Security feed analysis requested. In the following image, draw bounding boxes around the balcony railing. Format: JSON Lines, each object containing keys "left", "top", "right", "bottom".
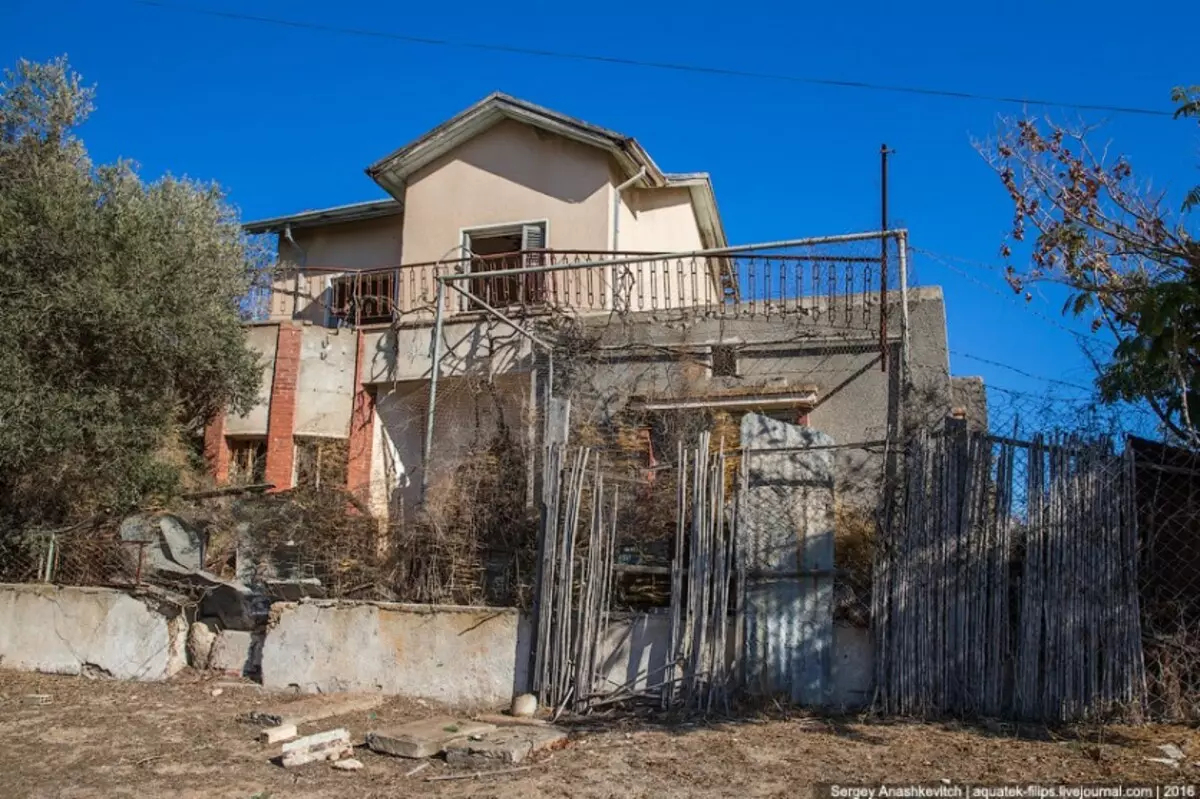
{"left": 266, "top": 235, "right": 900, "bottom": 329}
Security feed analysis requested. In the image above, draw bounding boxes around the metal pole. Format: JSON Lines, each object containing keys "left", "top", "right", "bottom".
{"left": 880, "top": 144, "right": 893, "bottom": 372}
{"left": 421, "top": 280, "right": 446, "bottom": 503}
{"left": 898, "top": 230, "right": 912, "bottom": 377}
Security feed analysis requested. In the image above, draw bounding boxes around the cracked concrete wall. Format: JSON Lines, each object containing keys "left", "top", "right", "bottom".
{"left": 261, "top": 600, "right": 532, "bottom": 705}
{"left": 0, "top": 584, "right": 187, "bottom": 680}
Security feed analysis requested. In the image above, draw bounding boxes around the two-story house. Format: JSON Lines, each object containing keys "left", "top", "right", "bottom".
{"left": 206, "top": 93, "right": 969, "bottom": 521}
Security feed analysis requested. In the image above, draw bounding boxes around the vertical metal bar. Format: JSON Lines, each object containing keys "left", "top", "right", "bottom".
{"left": 898, "top": 231, "right": 911, "bottom": 377}
{"left": 880, "top": 144, "right": 892, "bottom": 371}
{"left": 421, "top": 280, "right": 447, "bottom": 503}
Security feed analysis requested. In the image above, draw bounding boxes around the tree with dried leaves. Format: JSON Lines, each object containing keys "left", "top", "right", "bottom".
{"left": 0, "top": 57, "right": 263, "bottom": 527}
{"left": 980, "top": 86, "right": 1200, "bottom": 444}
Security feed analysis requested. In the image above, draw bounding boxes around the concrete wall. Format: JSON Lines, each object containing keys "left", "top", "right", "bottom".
{"left": 225, "top": 324, "right": 279, "bottom": 437}
{"left": 293, "top": 326, "right": 356, "bottom": 438}
{"left": 261, "top": 600, "right": 531, "bottom": 705}
{"left": 0, "top": 584, "right": 187, "bottom": 681}
{"left": 370, "top": 372, "right": 532, "bottom": 517}
{"left": 402, "top": 119, "right": 613, "bottom": 264}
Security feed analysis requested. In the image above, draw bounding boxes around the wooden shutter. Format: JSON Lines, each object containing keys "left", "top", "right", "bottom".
{"left": 521, "top": 223, "right": 547, "bottom": 303}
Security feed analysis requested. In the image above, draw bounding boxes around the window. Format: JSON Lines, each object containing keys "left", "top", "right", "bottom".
{"left": 464, "top": 222, "right": 547, "bottom": 309}
{"left": 295, "top": 438, "right": 348, "bottom": 489}
{"left": 331, "top": 271, "right": 395, "bottom": 325}
{"left": 711, "top": 346, "right": 739, "bottom": 377}
{"left": 229, "top": 438, "right": 267, "bottom": 485}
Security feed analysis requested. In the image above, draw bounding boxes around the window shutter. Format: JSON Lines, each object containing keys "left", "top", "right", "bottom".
{"left": 521, "top": 223, "right": 547, "bottom": 303}
{"left": 521, "top": 223, "right": 546, "bottom": 266}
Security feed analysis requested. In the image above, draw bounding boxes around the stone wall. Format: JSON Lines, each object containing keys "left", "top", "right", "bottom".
{"left": 0, "top": 584, "right": 187, "bottom": 680}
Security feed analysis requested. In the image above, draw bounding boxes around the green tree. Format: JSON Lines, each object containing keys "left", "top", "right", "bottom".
{"left": 980, "top": 86, "right": 1200, "bottom": 444}
{"left": 0, "top": 57, "right": 263, "bottom": 526}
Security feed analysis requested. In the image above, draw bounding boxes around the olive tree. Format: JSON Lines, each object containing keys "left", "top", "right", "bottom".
{"left": 0, "top": 57, "right": 263, "bottom": 525}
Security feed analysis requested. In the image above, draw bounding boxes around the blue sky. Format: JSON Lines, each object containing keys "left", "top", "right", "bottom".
{"left": 3, "top": 0, "right": 1197, "bottom": 427}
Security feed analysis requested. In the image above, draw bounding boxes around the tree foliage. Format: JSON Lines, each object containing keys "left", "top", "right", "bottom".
{"left": 0, "top": 57, "right": 262, "bottom": 526}
{"left": 980, "top": 86, "right": 1200, "bottom": 444}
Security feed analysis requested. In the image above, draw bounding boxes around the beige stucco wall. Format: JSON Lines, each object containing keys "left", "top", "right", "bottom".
{"left": 401, "top": 119, "right": 613, "bottom": 264}
{"left": 615, "top": 185, "right": 713, "bottom": 310}
{"left": 281, "top": 213, "right": 403, "bottom": 270}
{"left": 225, "top": 324, "right": 279, "bottom": 436}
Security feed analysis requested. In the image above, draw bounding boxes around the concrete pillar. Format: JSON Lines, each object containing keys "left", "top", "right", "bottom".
{"left": 203, "top": 411, "right": 231, "bottom": 484}
{"left": 346, "top": 329, "right": 375, "bottom": 503}
{"left": 264, "top": 324, "right": 302, "bottom": 492}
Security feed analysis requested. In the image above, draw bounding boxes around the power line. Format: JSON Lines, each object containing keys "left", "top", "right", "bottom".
{"left": 133, "top": 1, "right": 1174, "bottom": 119}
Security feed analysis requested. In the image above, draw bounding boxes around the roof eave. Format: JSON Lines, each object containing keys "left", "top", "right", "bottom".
{"left": 242, "top": 199, "right": 403, "bottom": 235}
{"left": 365, "top": 92, "right": 665, "bottom": 202}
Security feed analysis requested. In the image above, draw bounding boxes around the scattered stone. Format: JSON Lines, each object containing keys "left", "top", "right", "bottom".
{"left": 444, "top": 725, "right": 567, "bottom": 767}
{"left": 246, "top": 693, "right": 385, "bottom": 727}
{"left": 187, "top": 621, "right": 217, "bottom": 669}
{"left": 280, "top": 728, "right": 351, "bottom": 768}
{"left": 510, "top": 694, "right": 538, "bottom": 718}
{"left": 260, "top": 724, "right": 298, "bottom": 744}
{"left": 366, "top": 717, "right": 497, "bottom": 759}
{"left": 1147, "top": 757, "right": 1181, "bottom": 768}
{"left": 22, "top": 694, "right": 51, "bottom": 706}
{"left": 1160, "top": 743, "right": 1187, "bottom": 762}
{"left": 210, "top": 688, "right": 224, "bottom": 697}
{"left": 331, "top": 758, "right": 363, "bottom": 771}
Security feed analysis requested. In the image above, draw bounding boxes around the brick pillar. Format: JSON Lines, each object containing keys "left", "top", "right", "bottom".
{"left": 203, "top": 412, "right": 231, "bottom": 484}
{"left": 346, "top": 329, "right": 375, "bottom": 504}
{"left": 264, "top": 324, "right": 302, "bottom": 492}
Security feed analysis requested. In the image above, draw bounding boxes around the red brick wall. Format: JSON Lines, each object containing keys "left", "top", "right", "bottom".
{"left": 346, "top": 329, "right": 375, "bottom": 503}
{"left": 263, "top": 324, "right": 302, "bottom": 492}
{"left": 203, "top": 412, "right": 231, "bottom": 484}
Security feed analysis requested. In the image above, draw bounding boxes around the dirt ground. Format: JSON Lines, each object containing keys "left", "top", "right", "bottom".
{"left": 1, "top": 670, "right": 1198, "bottom": 799}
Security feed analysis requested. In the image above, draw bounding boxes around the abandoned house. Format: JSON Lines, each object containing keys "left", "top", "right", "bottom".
{"left": 205, "top": 92, "right": 979, "bottom": 521}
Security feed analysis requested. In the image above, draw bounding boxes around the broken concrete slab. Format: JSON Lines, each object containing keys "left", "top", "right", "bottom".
{"left": 245, "top": 693, "right": 385, "bottom": 727}
{"left": 260, "top": 724, "right": 297, "bottom": 744}
{"left": 473, "top": 713, "right": 551, "bottom": 728}
{"left": 280, "top": 728, "right": 351, "bottom": 768}
{"left": 331, "top": 758, "right": 363, "bottom": 771}
{"left": 366, "top": 717, "right": 497, "bottom": 759}
{"left": 444, "top": 725, "right": 567, "bottom": 767}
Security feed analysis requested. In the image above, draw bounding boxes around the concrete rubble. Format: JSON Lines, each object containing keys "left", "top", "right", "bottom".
{"left": 444, "top": 725, "right": 568, "bottom": 767}
{"left": 366, "top": 717, "right": 497, "bottom": 759}
{"left": 280, "top": 728, "right": 351, "bottom": 768}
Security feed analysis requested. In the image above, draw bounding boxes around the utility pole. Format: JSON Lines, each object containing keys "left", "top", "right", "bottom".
{"left": 880, "top": 143, "right": 895, "bottom": 372}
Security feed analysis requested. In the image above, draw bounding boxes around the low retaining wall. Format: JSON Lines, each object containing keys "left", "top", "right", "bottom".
{"left": 0, "top": 584, "right": 187, "bottom": 680}
{"left": 261, "top": 600, "right": 531, "bottom": 706}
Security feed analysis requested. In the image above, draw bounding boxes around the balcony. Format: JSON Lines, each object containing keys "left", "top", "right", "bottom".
{"left": 263, "top": 235, "right": 899, "bottom": 329}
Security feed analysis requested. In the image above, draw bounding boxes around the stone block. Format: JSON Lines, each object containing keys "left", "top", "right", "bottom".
{"left": 260, "top": 724, "right": 297, "bottom": 744}
{"left": 208, "top": 629, "right": 262, "bottom": 677}
{"left": 280, "top": 728, "right": 351, "bottom": 768}
{"left": 366, "top": 717, "right": 496, "bottom": 759}
{"left": 444, "top": 726, "right": 567, "bottom": 767}
{"left": 246, "top": 692, "right": 385, "bottom": 727}
{"left": 187, "top": 620, "right": 217, "bottom": 669}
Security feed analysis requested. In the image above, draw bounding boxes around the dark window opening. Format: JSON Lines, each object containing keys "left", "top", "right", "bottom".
{"left": 711, "top": 346, "right": 739, "bottom": 377}
{"left": 295, "top": 437, "right": 348, "bottom": 489}
{"left": 331, "top": 271, "right": 394, "bottom": 325}
{"left": 466, "top": 223, "right": 547, "bottom": 309}
{"left": 229, "top": 438, "right": 267, "bottom": 485}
